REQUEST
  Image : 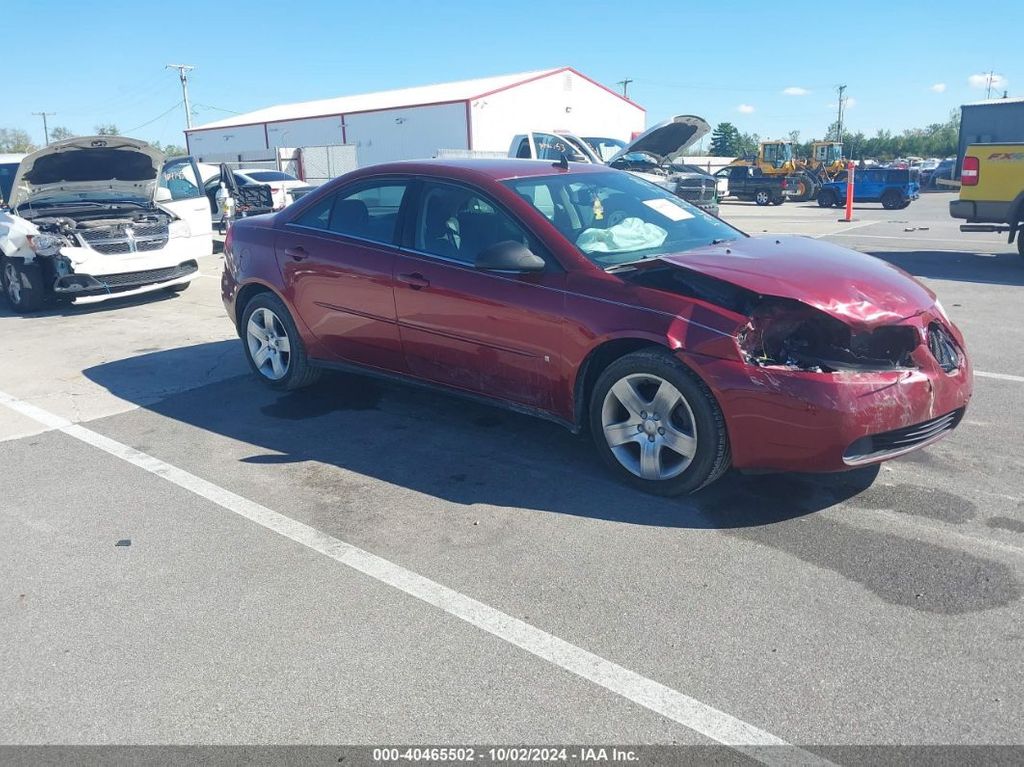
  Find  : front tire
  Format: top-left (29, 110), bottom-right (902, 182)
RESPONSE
top-left (589, 349), bottom-right (730, 496)
top-left (881, 190), bottom-right (902, 210)
top-left (817, 190), bottom-right (837, 208)
top-left (1, 257), bottom-right (47, 313)
top-left (240, 292), bottom-right (321, 390)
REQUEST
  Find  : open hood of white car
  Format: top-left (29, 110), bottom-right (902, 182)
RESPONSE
top-left (607, 115), bottom-right (711, 167)
top-left (9, 136), bottom-right (165, 210)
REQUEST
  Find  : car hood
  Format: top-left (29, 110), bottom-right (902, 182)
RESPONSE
top-left (9, 136), bottom-right (165, 209)
top-left (607, 115), bottom-right (711, 167)
top-left (651, 236), bottom-right (936, 326)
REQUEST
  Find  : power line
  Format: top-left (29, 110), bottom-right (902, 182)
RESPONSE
top-left (194, 103), bottom-right (241, 115)
top-left (124, 101), bottom-right (184, 134)
top-left (31, 112), bottom-right (56, 145)
top-left (165, 64), bottom-right (195, 129)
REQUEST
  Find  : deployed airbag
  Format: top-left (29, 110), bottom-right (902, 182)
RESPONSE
top-left (576, 217), bottom-right (667, 254)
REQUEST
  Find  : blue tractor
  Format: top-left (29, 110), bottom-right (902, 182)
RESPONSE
top-left (817, 168), bottom-right (920, 210)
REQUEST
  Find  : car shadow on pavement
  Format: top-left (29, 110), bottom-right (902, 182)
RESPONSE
top-left (867, 249), bottom-right (1024, 287)
top-left (84, 341), bottom-right (882, 530)
top-left (0, 289), bottom-right (185, 319)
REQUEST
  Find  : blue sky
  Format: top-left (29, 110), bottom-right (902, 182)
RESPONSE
top-left (4, 0), bottom-right (1021, 149)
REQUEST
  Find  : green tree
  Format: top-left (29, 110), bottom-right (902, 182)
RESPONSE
top-left (95, 123), bottom-right (120, 136)
top-left (0, 128), bottom-right (37, 153)
top-left (49, 126), bottom-right (75, 141)
top-left (709, 122), bottom-right (741, 156)
top-left (737, 131), bottom-right (761, 156)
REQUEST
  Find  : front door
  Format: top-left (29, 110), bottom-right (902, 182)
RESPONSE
top-left (275, 180), bottom-right (410, 371)
top-left (158, 157), bottom-right (214, 258)
top-left (394, 180), bottom-right (565, 411)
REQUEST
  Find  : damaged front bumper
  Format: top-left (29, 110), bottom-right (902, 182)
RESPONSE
top-left (681, 336), bottom-right (973, 473)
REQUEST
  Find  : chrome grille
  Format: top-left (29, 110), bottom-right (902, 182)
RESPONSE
top-left (79, 221), bottom-right (169, 255)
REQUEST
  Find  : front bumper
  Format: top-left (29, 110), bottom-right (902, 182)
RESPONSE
top-left (683, 335), bottom-right (973, 473)
top-left (56, 260), bottom-right (198, 300)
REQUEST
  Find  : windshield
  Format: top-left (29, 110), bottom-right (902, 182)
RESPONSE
top-left (245, 170), bottom-right (297, 182)
top-left (827, 145), bottom-right (843, 163)
top-left (583, 137), bottom-right (627, 162)
top-left (503, 170), bottom-right (743, 268)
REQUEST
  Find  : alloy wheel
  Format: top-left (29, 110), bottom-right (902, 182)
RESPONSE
top-left (601, 373), bottom-right (698, 481)
top-left (246, 307), bottom-right (292, 381)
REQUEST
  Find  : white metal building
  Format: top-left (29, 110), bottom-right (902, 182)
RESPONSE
top-left (185, 68), bottom-right (645, 167)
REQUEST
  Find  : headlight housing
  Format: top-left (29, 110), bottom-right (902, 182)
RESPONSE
top-left (27, 233), bottom-right (64, 256)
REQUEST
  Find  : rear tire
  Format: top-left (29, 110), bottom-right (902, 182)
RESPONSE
top-left (790, 173), bottom-right (817, 202)
top-left (240, 292), bottom-right (321, 391)
top-left (589, 349), bottom-right (730, 496)
top-left (771, 196), bottom-right (785, 205)
top-left (881, 190), bottom-right (902, 210)
top-left (1, 256), bottom-right (47, 313)
top-left (754, 190), bottom-right (771, 206)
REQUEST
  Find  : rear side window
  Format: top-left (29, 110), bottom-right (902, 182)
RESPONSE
top-left (293, 183), bottom-right (408, 245)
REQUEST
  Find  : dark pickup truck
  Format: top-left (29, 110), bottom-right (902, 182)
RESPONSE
top-left (714, 165), bottom-right (788, 205)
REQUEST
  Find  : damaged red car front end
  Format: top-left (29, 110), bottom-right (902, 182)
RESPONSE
top-left (642, 236), bottom-right (972, 472)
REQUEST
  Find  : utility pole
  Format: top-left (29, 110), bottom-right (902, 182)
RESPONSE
top-left (985, 71), bottom-right (994, 99)
top-left (617, 79), bottom-right (634, 99)
top-left (835, 84), bottom-right (847, 142)
top-left (32, 112), bottom-right (56, 145)
top-left (166, 64), bottom-right (195, 129)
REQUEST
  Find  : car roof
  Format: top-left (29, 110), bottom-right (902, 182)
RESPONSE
top-left (346, 158), bottom-right (613, 183)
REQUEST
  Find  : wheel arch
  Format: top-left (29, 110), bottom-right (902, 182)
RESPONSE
top-left (572, 337), bottom-right (670, 432)
top-left (234, 280), bottom-right (278, 333)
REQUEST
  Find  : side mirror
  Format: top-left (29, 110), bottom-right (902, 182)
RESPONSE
top-left (475, 241), bottom-right (545, 272)
top-left (155, 186), bottom-right (173, 202)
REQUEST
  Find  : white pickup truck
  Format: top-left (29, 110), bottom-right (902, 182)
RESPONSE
top-left (508, 115), bottom-right (719, 215)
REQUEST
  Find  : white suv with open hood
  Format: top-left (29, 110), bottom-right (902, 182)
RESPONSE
top-left (0, 136), bottom-right (213, 313)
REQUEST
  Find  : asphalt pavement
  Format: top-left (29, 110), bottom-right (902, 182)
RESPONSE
top-left (1, 192), bottom-right (1022, 762)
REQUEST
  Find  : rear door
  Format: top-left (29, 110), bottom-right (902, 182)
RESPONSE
top-left (854, 169), bottom-right (883, 201)
top-left (393, 179), bottom-right (565, 410)
top-left (158, 157), bottom-right (214, 257)
top-left (275, 180), bottom-right (410, 371)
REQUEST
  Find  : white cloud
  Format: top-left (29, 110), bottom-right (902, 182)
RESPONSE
top-left (782, 86), bottom-right (810, 96)
top-left (737, 104), bottom-right (755, 114)
top-left (930, 83), bottom-right (946, 93)
top-left (968, 73), bottom-right (1008, 90)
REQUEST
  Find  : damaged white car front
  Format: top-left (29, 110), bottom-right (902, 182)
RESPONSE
top-left (0, 137), bottom-right (212, 313)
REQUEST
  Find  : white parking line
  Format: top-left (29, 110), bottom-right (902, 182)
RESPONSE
top-left (0, 388), bottom-right (829, 767)
top-left (976, 370), bottom-right (1024, 383)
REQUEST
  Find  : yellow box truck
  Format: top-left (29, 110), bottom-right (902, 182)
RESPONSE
top-left (949, 142), bottom-right (1024, 257)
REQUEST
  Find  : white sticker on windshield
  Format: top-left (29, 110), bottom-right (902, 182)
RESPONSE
top-left (642, 198), bottom-right (693, 221)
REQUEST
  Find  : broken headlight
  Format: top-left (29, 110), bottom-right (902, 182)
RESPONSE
top-left (27, 233), bottom-right (64, 256)
top-left (739, 298), bottom-right (919, 373)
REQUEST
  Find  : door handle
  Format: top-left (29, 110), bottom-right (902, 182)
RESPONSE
top-left (397, 272), bottom-right (430, 290)
top-left (284, 246), bottom-right (308, 261)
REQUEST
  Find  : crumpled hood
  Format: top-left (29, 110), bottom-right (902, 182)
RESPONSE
top-left (608, 115), bottom-right (711, 167)
top-left (9, 136), bottom-right (165, 209)
top-left (654, 236), bottom-right (936, 326)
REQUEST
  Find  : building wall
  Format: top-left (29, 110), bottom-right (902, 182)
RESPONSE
top-left (469, 70), bottom-right (645, 153)
top-left (343, 102), bottom-right (468, 166)
top-left (186, 123), bottom-right (267, 159)
top-left (266, 116), bottom-right (345, 149)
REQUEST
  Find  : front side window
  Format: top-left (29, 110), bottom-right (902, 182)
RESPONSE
top-left (415, 181), bottom-right (538, 266)
top-left (293, 182), bottom-right (408, 245)
top-left (503, 171), bottom-right (743, 269)
top-left (160, 159), bottom-right (202, 200)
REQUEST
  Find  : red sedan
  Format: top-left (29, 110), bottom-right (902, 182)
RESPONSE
top-left (222, 159), bottom-right (971, 495)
